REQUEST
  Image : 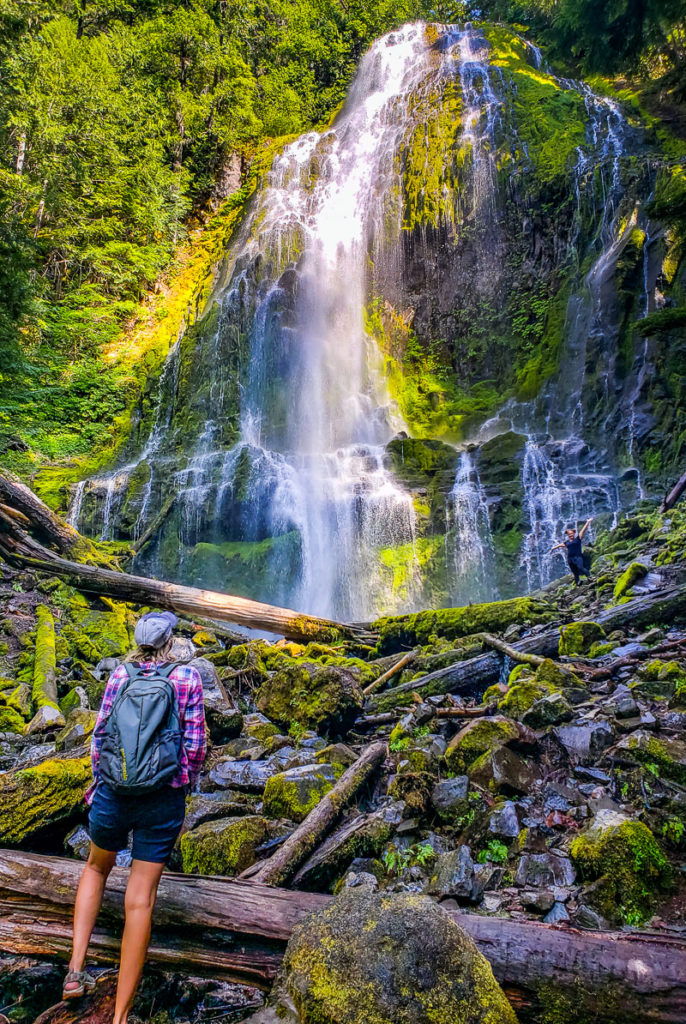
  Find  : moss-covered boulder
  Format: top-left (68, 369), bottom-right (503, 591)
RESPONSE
top-left (0, 756), bottom-right (91, 843)
top-left (253, 887), bottom-right (517, 1024)
top-left (570, 811), bottom-right (671, 924)
top-left (374, 597), bottom-right (552, 655)
top-left (613, 562), bottom-right (648, 601)
top-left (256, 663), bottom-right (363, 737)
top-left (633, 659), bottom-right (686, 700)
top-left (497, 681), bottom-right (555, 720)
top-left (179, 814), bottom-right (270, 876)
top-left (444, 716), bottom-right (520, 774)
top-left (62, 598), bottom-right (131, 665)
top-left (263, 764), bottom-right (340, 823)
top-left (558, 621), bottom-right (605, 656)
top-left (614, 731), bottom-right (686, 784)
top-left (0, 704), bottom-right (26, 734)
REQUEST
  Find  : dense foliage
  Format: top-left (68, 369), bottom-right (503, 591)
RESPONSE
top-left (0, 0), bottom-right (427, 449)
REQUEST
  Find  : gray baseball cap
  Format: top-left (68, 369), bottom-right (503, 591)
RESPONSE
top-left (134, 610), bottom-right (178, 649)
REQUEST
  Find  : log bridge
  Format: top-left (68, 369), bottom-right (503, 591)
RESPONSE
top-left (0, 851), bottom-right (684, 1021)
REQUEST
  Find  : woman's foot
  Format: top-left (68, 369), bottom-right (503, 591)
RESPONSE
top-left (63, 968), bottom-right (96, 999)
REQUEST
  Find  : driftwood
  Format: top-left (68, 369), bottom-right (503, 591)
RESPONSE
top-left (661, 468), bottom-right (686, 512)
top-left (368, 584), bottom-right (686, 710)
top-left (479, 632), bottom-right (545, 667)
top-left (0, 495), bottom-right (374, 645)
top-left (362, 649), bottom-right (417, 696)
top-left (243, 741), bottom-right (387, 887)
top-left (0, 852), bottom-right (684, 1021)
top-left (355, 704), bottom-right (492, 729)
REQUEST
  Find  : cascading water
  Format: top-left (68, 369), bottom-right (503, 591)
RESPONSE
top-left (67, 21), bottom-right (656, 613)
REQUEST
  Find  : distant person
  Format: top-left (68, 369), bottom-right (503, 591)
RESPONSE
top-left (64, 611), bottom-right (206, 1024)
top-left (551, 518), bottom-right (593, 586)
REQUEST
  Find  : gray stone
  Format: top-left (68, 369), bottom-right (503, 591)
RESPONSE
top-left (54, 710), bottom-right (97, 752)
top-left (343, 871), bottom-right (379, 890)
top-left (521, 889), bottom-right (555, 913)
top-left (543, 901), bottom-right (570, 924)
top-left (182, 791), bottom-right (259, 833)
top-left (94, 656), bottom-right (120, 680)
top-left (428, 845), bottom-right (479, 900)
top-left (555, 720), bottom-right (614, 759)
top-left (26, 704), bottom-right (65, 734)
top-left (209, 759), bottom-right (280, 792)
top-left (610, 642), bottom-right (647, 658)
top-left (515, 853), bottom-right (575, 888)
top-left (263, 763), bottom-right (338, 822)
top-left (169, 637), bottom-right (196, 663)
top-left (488, 800), bottom-right (520, 839)
top-left (523, 691), bottom-right (573, 729)
top-left (574, 903), bottom-right (609, 930)
top-left (574, 766), bottom-right (610, 784)
top-left (65, 825), bottom-right (91, 860)
top-left (430, 776), bottom-right (469, 816)
top-left (471, 746), bottom-right (539, 796)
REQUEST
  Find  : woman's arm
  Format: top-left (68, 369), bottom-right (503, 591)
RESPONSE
top-left (182, 669), bottom-right (207, 788)
top-left (550, 542), bottom-right (566, 553)
top-left (579, 517), bottom-right (593, 539)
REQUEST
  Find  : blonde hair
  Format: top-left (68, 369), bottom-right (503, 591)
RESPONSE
top-left (125, 636), bottom-right (175, 664)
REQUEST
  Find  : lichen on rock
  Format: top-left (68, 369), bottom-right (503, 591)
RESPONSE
top-left (179, 814), bottom-right (271, 876)
top-left (558, 621), bottom-right (605, 656)
top-left (0, 755), bottom-right (92, 844)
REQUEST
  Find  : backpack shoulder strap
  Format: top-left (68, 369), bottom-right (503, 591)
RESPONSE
top-left (155, 662), bottom-right (179, 680)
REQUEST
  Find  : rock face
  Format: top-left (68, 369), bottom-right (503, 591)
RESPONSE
top-left (248, 887), bottom-right (517, 1024)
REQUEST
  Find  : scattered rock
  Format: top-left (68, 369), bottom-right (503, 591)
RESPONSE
top-left (515, 853), bottom-right (575, 888)
top-left (430, 775), bottom-right (469, 819)
top-left (555, 720), bottom-right (614, 760)
top-left (488, 800), bottom-right (520, 839)
top-left (263, 763), bottom-right (339, 823)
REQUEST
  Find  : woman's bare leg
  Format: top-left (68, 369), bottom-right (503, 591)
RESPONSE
top-left (112, 859), bottom-right (165, 1024)
top-left (66, 843), bottom-right (117, 990)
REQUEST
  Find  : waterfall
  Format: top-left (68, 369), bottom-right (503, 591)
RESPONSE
top-left (66, 21), bottom-right (653, 613)
top-left (448, 452), bottom-right (496, 603)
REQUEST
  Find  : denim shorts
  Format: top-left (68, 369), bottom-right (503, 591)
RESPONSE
top-left (89, 781), bottom-right (186, 864)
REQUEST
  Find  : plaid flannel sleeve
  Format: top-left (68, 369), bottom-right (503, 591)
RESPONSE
top-left (181, 667), bottom-right (207, 787)
top-left (90, 664), bottom-right (127, 781)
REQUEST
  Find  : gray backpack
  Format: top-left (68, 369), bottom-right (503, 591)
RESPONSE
top-left (98, 663), bottom-right (182, 795)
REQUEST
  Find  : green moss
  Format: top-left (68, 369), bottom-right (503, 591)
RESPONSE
top-left (570, 818), bottom-right (671, 925)
top-left (498, 680), bottom-right (556, 719)
top-left (32, 605), bottom-right (58, 711)
top-left (189, 532), bottom-right (302, 600)
top-left (374, 596), bottom-right (553, 655)
top-left (621, 733), bottom-right (686, 784)
top-left (180, 815), bottom-right (270, 876)
top-left (256, 662), bottom-right (363, 736)
top-left (62, 598), bottom-right (131, 665)
top-left (588, 641), bottom-right (615, 657)
top-left (0, 756), bottom-right (92, 843)
top-left (444, 717), bottom-right (519, 774)
top-left (534, 658), bottom-right (583, 688)
top-left (263, 765), bottom-right (340, 823)
top-left (0, 705), bottom-right (26, 733)
top-left (613, 562), bottom-right (648, 600)
top-left (558, 621), bottom-right (605, 656)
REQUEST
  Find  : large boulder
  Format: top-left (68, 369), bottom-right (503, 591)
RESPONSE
top-left (246, 887), bottom-right (517, 1024)
top-left (256, 663), bottom-right (363, 737)
top-left (263, 764), bottom-right (339, 823)
top-left (179, 814), bottom-right (271, 875)
top-left (0, 754), bottom-right (91, 843)
top-left (444, 717), bottom-right (520, 774)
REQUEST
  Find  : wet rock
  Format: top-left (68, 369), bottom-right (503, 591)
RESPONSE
top-left (543, 901), bottom-right (570, 924)
top-left (515, 853), bottom-right (575, 888)
top-left (444, 716), bottom-right (520, 774)
top-left (427, 845), bottom-right (484, 901)
top-left (256, 662), bottom-right (363, 737)
top-left (430, 775), bottom-right (469, 819)
top-left (65, 824), bottom-right (91, 860)
top-left (574, 766), bottom-right (610, 784)
top-left (182, 790), bottom-right (260, 833)
top-left (94, 656), bottom-right (121, 681)
top-left (248, 887), bottom-right (516, 1024)
top-left (180, 814), bottom-right (271, 875)
top-left (573, 903), bottom-right (609, 930)
top-left (169, 637), bottom-right (196, 662)
top-left (521, 889), bottom-right (555, 913)
top-left (263, 763), bottom-right (339, 823)
top-left (469, 745), bottom-right (539, 795)
top-left (555, 720), bottom-right (614, 760)
top-left (209, 758), bottom-right (280, 792)
top-left (54, 709), bottom-right (97, 752)
top-left (488, 800), bottom-right (520, 839)
top-left (26, 703), bottom-right (65, 734)
top-left (244, 712), bottom-right (282, 744)
top-left (522, 691), bottom-right (573, 729)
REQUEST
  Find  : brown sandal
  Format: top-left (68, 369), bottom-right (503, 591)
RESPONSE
top-left (62, 969), bottom-right (96, 1000)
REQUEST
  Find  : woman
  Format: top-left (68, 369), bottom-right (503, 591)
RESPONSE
top-left (63, 610), bottom-right (206, 1024)
top-left (550, 517), bottom-right (593, 586)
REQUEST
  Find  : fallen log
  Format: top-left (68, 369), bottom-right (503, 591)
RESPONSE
top-left (362, 649), bottom-right (417, 696)
top-left (243, 741), bottom-right (387, 887)
top-left (0, 502), bottom-right (374, 646)
top-left (0, 474), bottom-right (84, 557)
top-left (368, 584), bottom-right (686, 710)
top-left (661, 467), bottom-right (686, 512)
top-left (0, 852), bottom-right (684, 1020)
top-left (479, 632), bottom-right (545, 667)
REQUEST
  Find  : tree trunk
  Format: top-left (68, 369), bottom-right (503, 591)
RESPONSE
top-left (242, 741), bottom-right (387, 887)
top-left (368, 584), bottom-right (686, 710)
top-left (0, 496), bottom-right (374, 646)
top-left (0, 852), bottom-right (684, 1020)
top-left (479, 632), bottom-right (546, 667)
top-left (0, 474), bottom-right (85, 557)
top-left (362, 649), bottom-right (417, 696)
top-left (661, 468), bottom-right (686, 512)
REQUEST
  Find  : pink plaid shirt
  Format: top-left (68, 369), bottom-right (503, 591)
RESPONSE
top-left (86, 661), bottom-right (207, 804)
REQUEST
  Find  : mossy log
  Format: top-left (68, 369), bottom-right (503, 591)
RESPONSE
top-left (243, 741), bottom-right (387, 887)
top-left (661, 467), bottom-right (686, 512)
top-left (33, 604), bottom-right (59, 710)
top-left (0, 474), bottom-right (86, 557)
top-left (0, 851), bottom-right (684, 1020)
top-left (0, 500), bottom-right (374, 645)
top-left (368, 584), bottom-right (686, 711)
